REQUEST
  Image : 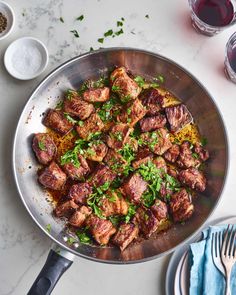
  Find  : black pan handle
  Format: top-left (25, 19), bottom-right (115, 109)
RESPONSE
top-left (28, 247), bottom-right (74, 295)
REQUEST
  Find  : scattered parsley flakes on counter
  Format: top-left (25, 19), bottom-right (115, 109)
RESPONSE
top-left (98, 38), bottom-right (104, 43)
top-left (76, 15), bottom-right (84, 21)
top-left (104, 29), bottom-right (113, 37)
top-left (145, 14), bottom-right (149, 18)
top-left (59, 17), bottom-right (64, 23)
top-left (70, 30), bottom-right (79, 38)
top-left (115, 28), bottom-right (123, 36)
top-left (90, 47), bottom-right (94, 51)
top-left (117, 21), bottom-right (123, 27)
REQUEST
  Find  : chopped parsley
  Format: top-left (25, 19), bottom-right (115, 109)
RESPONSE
top-left (76, 15), bottom-right (84, 21)
top-left (104, 29), bottom-right (113, 37)
top-left (59, 17), bottom-right (64, 23)
top-left (117, 21), bottom-right (123, 27)
top-left (76, 229), bottom-right (91, 245)
top-left (70, 30), bottom-right (80, 38)
top-left (124, 204), bottom-right (136, 223)
top-left (109, 215), bottom-right (121, 227)
top-left (55, 100), bottom-right (64, 110)
top-left (115, 28), bottom-right (124, 36)
top-left (134, 75), bottom-right (145, 88)
top-left (98, 38), bottom-right (104, 43)
top-left (38, 141), bottom-right (46, 151)
top-left (201, 137), bottom-right (208, 146)
top-left (145, 14), bottom-right (149, 18)
top-left (77, 120), bottom-right (84, 127)
top-left (112, 85), bottom-right (120, 92)
top-left (46, 223), bottom-right (51, 233)
top-left (192, 152), bottom-right (199, 159)
top-left (64, 113), bottom-right (78, 124)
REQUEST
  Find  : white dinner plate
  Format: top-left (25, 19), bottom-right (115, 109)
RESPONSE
top-left (166, 216), bottom-right (236, 295)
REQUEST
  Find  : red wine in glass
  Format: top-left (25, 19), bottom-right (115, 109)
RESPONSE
top-left (193, 0), bottom-right (234, 27)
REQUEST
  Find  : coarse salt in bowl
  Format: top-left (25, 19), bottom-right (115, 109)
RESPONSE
top-left (4, 37), bottom-right (48, 80)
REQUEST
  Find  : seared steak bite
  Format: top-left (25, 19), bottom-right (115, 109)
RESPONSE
top-left (62, 155), bottom-right (90, 180)
top-left (32, 133), bottom-right (57, 165)
top-left (132, 147), bottom-right (153, 169)
top-left (113, 223), bottom-right (139, 251)
top-left (179, 167), bottom-right (206, 192)
top-left (194, 142), bottom-right (209, 162)
top-left (99, 191), bottom-right (129, 217)
top-left (121, 173), bottom-right (148, 204)
top-left (83, 87), bottom-right (110, 102)
top-left (68, 183), bottom-right (92, 204)
top-left (139, 114), bottom-right (167, 132)
top-left (126, 137), bottom-right (139, 152)
top-left (165, 104), bottom-right (193, 133)
top-left (153, 156), bottom-right (167, 174)
top-left (107, 123), bottom-right (133, 150)
top-left (134, 207), bottom-right (159, 237)
top-left (110, 67), bottom-right (141, 102)
top-left (89, 164), bottom-right (116, 187)
top-left (103, 149), bottom-right (127, 174)
top-left (177, 141), bottom-right (200, 169)
top-left (118, 99), bottom-right (147, 127)
top-left (63, 91), bottom-right (94, 120)
top-left (140, 128), bottom-right (172, 155)
top-left (86, 214), bottom-right (116, 245)
top-left (164, 144), bottom-right (180, 163)
top-left (38, 161), bottom-right (67, 190)
top-left (167, 166), bottom-right (179, 179)
top-left (68, 205), bottom-right (92, 227)
top-left (169, 189), bottom-right (194, 222)
top-left (43, 109), bottom-right (74, 135)
top-left (76, 113), bottom-right (104, 140)
top-left (159, 183), bottom-right (173, 201)
top-left (55, 200), bottom-right (79, 218)
top-left (86, 140), bottom-right (108, 162)
top-left (140, 88), bottom-right (163, 116)
top-left (151, 199), bottom-right (168, 221)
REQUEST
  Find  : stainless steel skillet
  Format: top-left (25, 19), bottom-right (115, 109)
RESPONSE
top-left (12, 48), bottom-right (228, 294)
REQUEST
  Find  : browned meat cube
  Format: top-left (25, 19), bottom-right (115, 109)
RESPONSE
top-left (107, 123), bottom-right (133, 150)
top-left (112, 223), bottom-right (139, 251)
top-left (62, 155), bottom-right (90, 180)
top-left (63, 91), bottom-right (94, 120)
top-left (68, 206), bottom-right (92, 227)
top-left (86, 214), bottom-right (116, 245)
top-left (134, 207), bottom-right (159, 237)
top-left (83, 87), bottom-right (110, 102)
top-left (86, 140), bottom-right (108, 162)
top-left (167, 166), bottom-right (179, 179)
top-left (153, 156), bottom-right (167, 174)
top-left (54, 200), bottom-right (79, 218)
top-left (121, 173), bottom-right (148, 204)
top-left (126, 137), bottom-right (139, 152)
top-left (140, 128), bottom-right (172, 155)
top-left (159, 183), bottom-right (173, 201)
top-left (76, 113), bottom-right (104, 139)
top-left (165, 104), bottom-right (193, 133)
top-left (177, 141), bottom-right (200, 169)
top-left (68, 182), bottom-right (92, 204)
top-left (118, 99), bottom-right (147, 127)
top-left (89, 164), bottom-right (116, 187)
top-left (164, 144), bottom-right (180, 163)
top-left (43, 109), bottom-right (74, 135)
top-left (140, 88), bottom-right (163, 116)
top-left (38, 161), bottom-right (67, 190)
top-left (139, 114), bottom-right (167, 132)
top-left (194, 142), bottom-right (209, 162)
top-left (99, 191), bottom-right (129, 217)
top-left (169, 189), bottom-right (194, 222)
top-left (132, 147), bottom-right (153, 169)
top-left (179, 168), bottom-right (206, 192)
top-left (110, 67), bottom-right (141, 102)
top-left (151, 199), bottom-right (168, 221)
top-left (32, 133), bottom-right (57, 165)
top-left (103, 148), bottom-right (127, 174)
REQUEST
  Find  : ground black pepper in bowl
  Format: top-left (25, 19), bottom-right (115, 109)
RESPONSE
top-left (0, 12), bottom-right (7, 33)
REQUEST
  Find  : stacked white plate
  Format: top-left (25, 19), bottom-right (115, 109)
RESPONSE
top-left (165, 216), bottom-right (236, 295)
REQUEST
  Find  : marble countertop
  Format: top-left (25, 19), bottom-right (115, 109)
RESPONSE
top-left (0, 0), bottom-right (236, 294)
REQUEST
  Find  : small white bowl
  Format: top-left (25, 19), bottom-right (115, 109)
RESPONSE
top-left (0, 1), bottom-right (15, 40)
top-left (4, 37), bottom-right (48, 80)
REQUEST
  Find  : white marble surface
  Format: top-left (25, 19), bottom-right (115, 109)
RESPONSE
top-left (0, 0), bottom-right (236, 294)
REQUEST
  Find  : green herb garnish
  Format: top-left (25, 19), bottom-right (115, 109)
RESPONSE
top-left (60, 17), bottom-right (64, 23)
top-left (98, 38), bottom-right (104, 43)
top-left (115, 28), bottom-right (124, 36)
top-left (104, 29), bottom-right (113, 37)
top-left (124, 204), bottom-right (136, 223)
top-left (201, 137), bottom-right (208, 146)
top-left (46, 223), bottom-right (51, 233)
top-left (117, 21), bottom-right (123, 27)
top-left (64, 113), bottom-right (77, 124)
top-left (76, 15), bottom-right (84, 21)
top-left (145, 14), bottom-right (149, 18)
top-left (76, 230), bottom-right (91, 244)
top-left (134, 76), bottom-right (145, 87)
top-left (38, 141), bottom-right (46, 151)
top-left (55, 100), bottom-right (64, 110)
top-left (70, 30), bottom-right (79, 38)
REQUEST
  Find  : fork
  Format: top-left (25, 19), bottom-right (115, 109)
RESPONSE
top-left (212, 231), bottom-right (225, 277)
top-left (220, 225), bottom-right (236, 295)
